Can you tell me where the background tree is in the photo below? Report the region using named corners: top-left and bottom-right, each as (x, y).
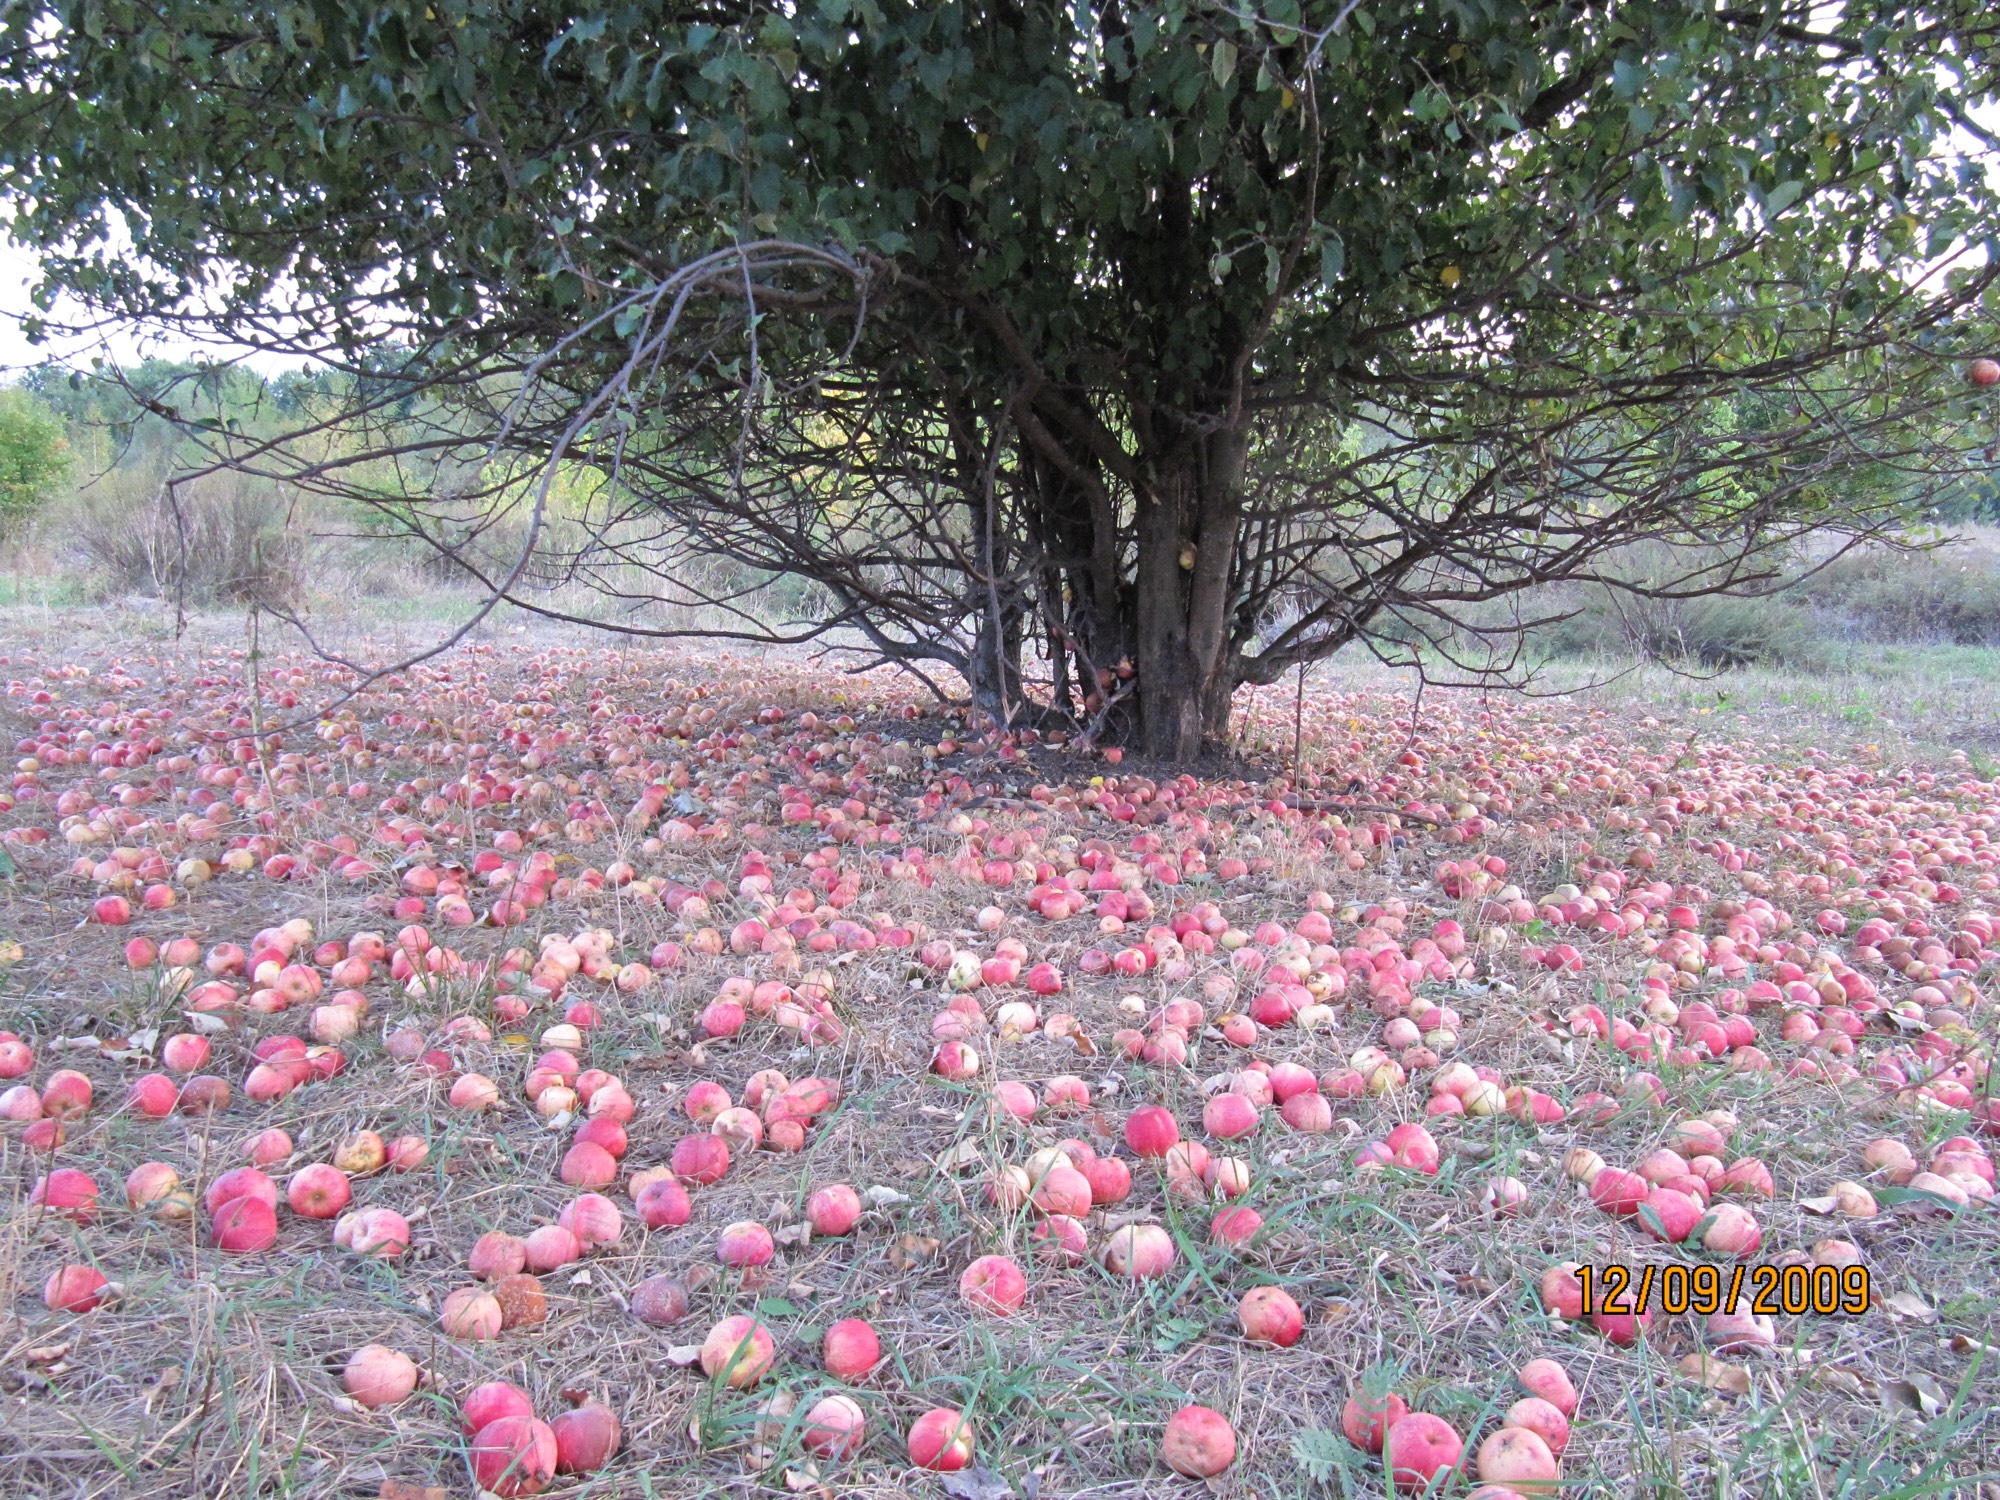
top-left (0, 386), bottom-right (71, 531)
top-left (2, 0), bottom-right (1997, 754)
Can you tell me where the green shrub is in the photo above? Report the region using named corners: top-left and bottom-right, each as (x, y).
top-left (0, 388), bottom-right (71, 530)
top-left (1541, 588), bottom-right (1824, 669)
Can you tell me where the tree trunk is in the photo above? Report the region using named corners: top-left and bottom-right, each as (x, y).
top-left (967, 601), bottom-right (1026, 730)
top-left (1133, 428), bottom-right (1247, 759)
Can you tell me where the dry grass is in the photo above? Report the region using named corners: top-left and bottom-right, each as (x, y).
top-left (0, 611), bottom-right (1994, 1499)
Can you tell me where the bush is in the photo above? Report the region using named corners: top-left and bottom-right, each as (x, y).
top-left (62, 472), bottom-right (305, 604)
top-left (1794, 544), bottom-right (2000, 646)
top-left (1519, 536), bottom-right (2000, 667)
top-left (0, 388), bottom-right (71, 531)
top-left (1535, 587), bottom-right (1824, 669)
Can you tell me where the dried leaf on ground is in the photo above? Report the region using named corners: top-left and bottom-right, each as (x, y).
top-left (941, 1466), bottom-right (1014, 1500)
top-left (1678, 1354), bottom-right (1751, 1395)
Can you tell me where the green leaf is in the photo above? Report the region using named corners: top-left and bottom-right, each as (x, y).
top-left (756, 1296), bottom-right (801, 1318)
top-left (545, 15), bottom-right (607, 65)
top-left (1211, 38), bottom-right (1236, 87)
top-left (0, 844), bottom-right (16, 880)
top-left (1292, 1427), bottom-right (1355, 1486)
top-left (1319, 235), bottom-right (1345, 284)
top-left (1765, 179), bottom-right (1805, 216)
top-left (1152, 1313), bottom-right (1204, 1352)
top-left (1872, 1185), bottom-right (1963, 1214)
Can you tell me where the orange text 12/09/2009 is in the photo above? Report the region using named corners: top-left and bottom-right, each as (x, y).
top-left (1577, 1262), bottom-right (1871, 1318)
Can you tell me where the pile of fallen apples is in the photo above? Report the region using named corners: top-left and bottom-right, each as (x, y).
top-left (3, 636), bottom-right (1996, 1491)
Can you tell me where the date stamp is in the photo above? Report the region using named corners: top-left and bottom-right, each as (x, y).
top-left (1579, 1262), bottom-right (1871, 1318)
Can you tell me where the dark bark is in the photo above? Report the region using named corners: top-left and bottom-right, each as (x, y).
top-left (1132, 427), bottom-right (1250, 759)
top-left (966, 599), bottom-right (1027, 729)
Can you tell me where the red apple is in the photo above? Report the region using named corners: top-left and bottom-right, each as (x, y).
top-left (44, 1264), bottom-right (112, 1313)
top-left (907, 1408), bottom-right (975, 1471)
top-left (1386, 1412), bottom-right (1463, 1492)
top-left (1210, 1204), bottom-right (1264, 1245)
top-left (1506, 1397), bottom-right (1570, 1456)
top-left (286, 1163), bottom-right (352, 1219)
top-left (342, 1344), bottom-right (418, 1408)
top-left (1589, 1167), bottom-right (1649, 1217)
top-left (470, 1231), bottom-right (528, 1281)
top-left (1098, 1222), bottom-right (1176, 1277)
top-left (1385, 1121), bottom-right (1439, 1174)
top-left (801, 1393), bottom-right (866, 1458)
top-left (1124, 1104), bottom-right (1180, 1157)
top-left (31, 1168), bottom-right (100, 1223)
top-left (522, 1224), bottom-right (581, 1273)
top-left (559, 1140), bottom-right (618, 1190)
top-left (469, 1414), bottom-right (558, 1497)
top-left (684, 1079), bottom-right (732, 1124)
top-left (551, 1399), bottom-right (621, 1474)
top-left (1083, 1155), bottom-right (1132, 1205)
top-left (211, 1194), bottom-right (279, 1252)
top-left (1642, 1186), bottom-right (1703, 1242)
top-left (717, 1220), bottom-right (775, 1268)
top-left (40, 1068), bottom-right (93, 1119)
top-left (340, 1206), bottom-right (412, 1258)
top-left (1162, 1404), bottom-right (1236, 1477)
top-left (1478, 1426), bottom-right (1559, 1492)
top-left (1280, 1090), bottom-right (1334, 1132)
top-left (1707, 1302), bottom-right (1777, 1352)
top-left (636, 1176), bottom-right (692, 1229)
top-left (823, 1316), bottom-right (882, 1379)
top-left (440, 1286), bottom-right (504, 1340)
top-left (807, 1183), bottom-right (863, 1236)
top-left (1202, 1091), bottom-right (1260, 1140)
top-left (1341, 1388), bottom-right (1409, 1454)
top-left (125, 1160), bottom-right (181, 1210)
top-left (1230, 1283), bottom-right (1301, 1346)
top-left (204, 1166), bottom-right (277, 1217)
top-left (557, 1192), bottom-right (622, 1251)
top-left (670, 1133), bottom-right (729, 1186)
top-left (959, 1253), bottom-right (1027, 1314)
top-left (1589, 1300), bottom-right (1654, 1347)
top-left (699, 1315), bottom-right (775, 1387)
top-left (1029, 1164), bottom-right (1092, 1218)
top-left (1538, 1263), bottom-right (1586, 1321)
top-left (1702, 1202), bottom-right (1764, 1259)
top-left (244, 1127), bottom-right (292, 1165)
top-left (1517, 1358), bottom-right (1577, 1418)
top-left (127, 1072), bottom-right (179, 1118)
top-left (461, 1380), bottom-right (536, 1435)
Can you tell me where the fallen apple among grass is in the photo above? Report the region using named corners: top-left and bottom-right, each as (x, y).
top-left (0, 630), bottom-right (1991, 1493)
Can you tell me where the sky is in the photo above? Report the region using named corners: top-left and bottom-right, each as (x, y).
top-left (0, 235), bottom-right (296, 375)
top-left (0, 237), bottom-right (139, 371)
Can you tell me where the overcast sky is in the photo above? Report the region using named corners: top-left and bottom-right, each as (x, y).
top-left (0, 235), bottom-right (297, 375)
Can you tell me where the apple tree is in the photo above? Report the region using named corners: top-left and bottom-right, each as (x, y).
top-left (2, 0), bottom-right (1997, 752)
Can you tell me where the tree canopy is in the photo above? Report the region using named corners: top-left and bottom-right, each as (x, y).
top-left (3, 1), bottom-right (1998, 752)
